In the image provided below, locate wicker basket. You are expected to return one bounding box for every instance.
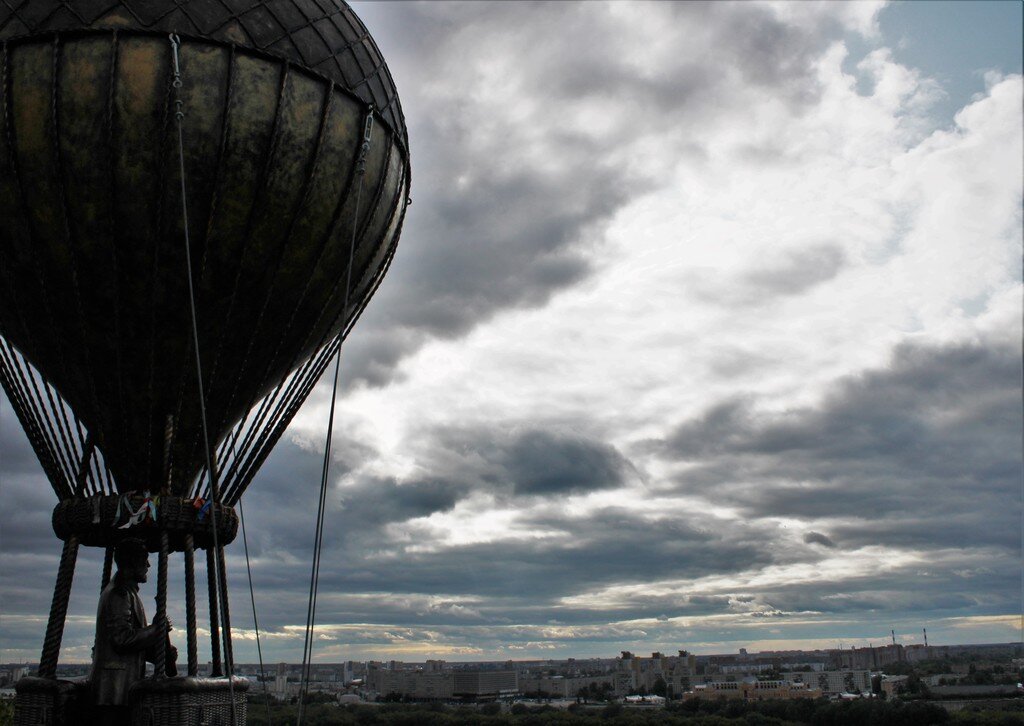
[13,677,88,726]
[128,676,249,726]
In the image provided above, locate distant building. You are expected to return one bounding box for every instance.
[520,674,613,698]
[831,644,903,670]
[364,665,517,701]
[274,662,288,697]
[343,661,357,685]
[881,675,908,697]
[781,662,825,672]
[721,663,774,675]
[684,678,821,701]
[782,670,871,695]
[624,694,666,705]
[614,650,696,696]
[452,670,518,698]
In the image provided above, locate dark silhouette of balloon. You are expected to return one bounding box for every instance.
[0,1,410,501]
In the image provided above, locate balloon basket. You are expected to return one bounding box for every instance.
[128,676,249,726]
[13,676,88,726]
[51,495,238,552]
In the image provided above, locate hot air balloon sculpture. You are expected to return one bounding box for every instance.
[0,1,409,723]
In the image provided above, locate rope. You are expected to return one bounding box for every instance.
[183,535,199,676]
[154,531,169,678]
[239,497,273,724]
[296,348,338,722]
[206,546,222,677]
[217,546,235,673]
[73,434,95,497]
[2,344,74,497]
[169,33,236,720]
[38,536,78,679]
[297,106,373,726]
[0,347,68,497]
[153,419,173,678]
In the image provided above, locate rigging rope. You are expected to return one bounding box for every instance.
[239,483,272,724]
[169,33,237,722]
[296,106,373,726]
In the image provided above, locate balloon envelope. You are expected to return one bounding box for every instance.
[0,1,409,497]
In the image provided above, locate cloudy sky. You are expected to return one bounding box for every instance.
[2,0,1022,665]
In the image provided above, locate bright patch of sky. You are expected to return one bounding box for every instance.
[846,0,1023,124]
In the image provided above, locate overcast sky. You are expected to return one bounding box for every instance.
[2,0,1022,666]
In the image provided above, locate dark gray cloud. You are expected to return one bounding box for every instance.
[744,244,846,297]
[201,425,638,625]
[803,531,836,548]
[191,426,768,633]
[683,243,847,307]
[386,425,635,501]
[237,503,775,630]
[503,430,629,496]
[339,476,467,528]
[661,339,1022,554]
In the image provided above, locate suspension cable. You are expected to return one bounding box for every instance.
[238,488,272,723]
[297,106,373,725]
[169,33,236,722]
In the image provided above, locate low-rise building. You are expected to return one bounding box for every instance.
[684,678,821,701]
[881,675,908,697]
[782,670,871,695]
[520,675,613,698]
[366,667,455,701]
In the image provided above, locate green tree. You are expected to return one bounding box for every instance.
[602,702,623,719]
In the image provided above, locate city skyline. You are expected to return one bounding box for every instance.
[1,1,1022,664]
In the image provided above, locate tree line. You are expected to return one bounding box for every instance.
[242,697,1024,726]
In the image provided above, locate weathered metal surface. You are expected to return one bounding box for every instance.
[0,0,406,143]
[0,2,410,495]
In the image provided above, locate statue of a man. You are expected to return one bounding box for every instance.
[91,538,177,724]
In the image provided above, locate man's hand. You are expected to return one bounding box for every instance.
[165,644,179,677]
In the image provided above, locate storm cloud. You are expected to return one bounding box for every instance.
[661,340,1021,549]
